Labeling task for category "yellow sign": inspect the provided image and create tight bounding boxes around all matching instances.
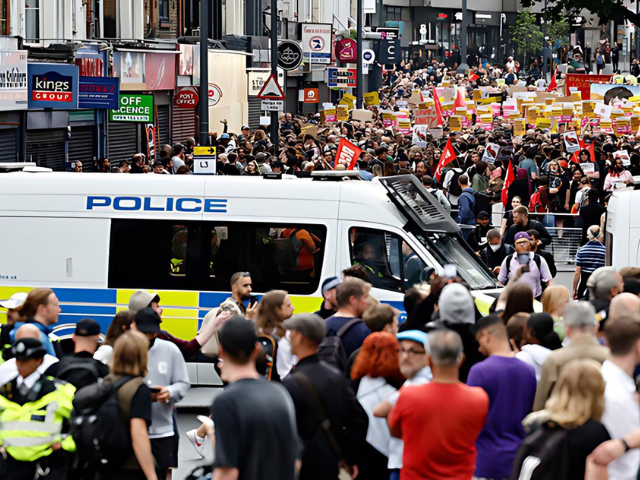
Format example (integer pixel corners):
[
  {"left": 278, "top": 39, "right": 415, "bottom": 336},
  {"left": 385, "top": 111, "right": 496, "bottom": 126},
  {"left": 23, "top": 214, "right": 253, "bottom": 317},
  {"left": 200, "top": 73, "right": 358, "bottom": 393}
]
[
  {"left": 340, "top": 93, "right": 356, "bottom": 108},
  {"left": 513, "top": 118, "right": 526, "bottom": 137},
  {"left": 473, "top": 89, "right": 482, "bottom": 101},
  {"left": 449, "top": 115, "right": 462, "bottom": 131},
  {"left": 193, "top": 146, "right": 217, "bottom": 156},
  {"left": 337, "top": 105, "right": 349, "bottom": 121},
  {"left": 363, "top": 92, "right": 380, "bottom": 106},
  {"left": 631, "top": 115, "right": 640, "bottom": 131},
  {"left": 630, "top": 95, "right": 640, "bottom": 102},
  {"left": 527, "top": 108, "right": 538, "bottom": 124},
  {"left": 536, "top": 118, "right": 551, "bottom": 129},
  {"left": 479, "top": 114, "right": 493, "bottom": 124}
]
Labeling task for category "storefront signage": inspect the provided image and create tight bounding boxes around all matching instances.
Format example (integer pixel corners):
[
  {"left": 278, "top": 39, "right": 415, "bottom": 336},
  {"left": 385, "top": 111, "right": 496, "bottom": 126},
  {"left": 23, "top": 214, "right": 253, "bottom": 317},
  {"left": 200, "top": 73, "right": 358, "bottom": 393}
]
[
  {"left": 0, "top": 50, "right": 28, "bottom": 111},
  {"left": 327, "top": 68, "right": 357, "bottom": 88},
  {"left": 304, "top": 88, "right": 319, "bottom": 103},
  {"left": 374, "top": 27, "right": 400, "bottom": 39},
  {"left": 109, "top": 94, "right": 154, "bottom": 123},
  {"left": 28, "top": 63, "right": 79, "bottom": 109},
  {"left": 277, "top": 40, "right": 303, "bottom": 71},
  {"left": 302, "top": 24, "right": 333, "bottom": 64},
  {"left": 377, "top": 39, "right": 401, "bottom": 64},
  {"left": 79, "top": 76, "right": 120, "bottom": 109},
  {"left": 336, "top": 39, "right": 357, "bottom": 63},
  {"left": 75, "top": 58, "right": 104, "bottom": 77},
  {"left": 174, "top": 86, "right": 199, "bottom": 108},
  {"left": 208, "top": 83, "right": 223, "bottom": 106}
]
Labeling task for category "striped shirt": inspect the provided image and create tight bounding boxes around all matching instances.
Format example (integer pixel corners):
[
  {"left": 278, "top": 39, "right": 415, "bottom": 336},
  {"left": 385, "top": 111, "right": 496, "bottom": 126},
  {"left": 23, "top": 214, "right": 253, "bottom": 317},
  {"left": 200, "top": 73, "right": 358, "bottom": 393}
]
[{"left": 576, "top": 241, "right": 606, "bottom": 273}]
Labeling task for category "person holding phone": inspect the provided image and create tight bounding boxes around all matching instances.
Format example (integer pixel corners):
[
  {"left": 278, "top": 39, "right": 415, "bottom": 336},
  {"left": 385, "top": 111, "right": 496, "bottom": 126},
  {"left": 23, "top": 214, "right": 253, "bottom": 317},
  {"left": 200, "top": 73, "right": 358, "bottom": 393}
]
[{"left": 497, "top": 232, "right": 553, "bottom": 300}]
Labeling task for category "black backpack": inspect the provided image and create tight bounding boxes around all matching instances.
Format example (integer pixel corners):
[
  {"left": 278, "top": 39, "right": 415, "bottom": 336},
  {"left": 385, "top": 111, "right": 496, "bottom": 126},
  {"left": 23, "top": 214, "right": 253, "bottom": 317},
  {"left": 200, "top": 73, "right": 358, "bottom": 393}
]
[
  {"left": 473, "top": 191, "right": 493, "bottom": 218},
  {"left": 271, "top": 229, "right": 302, "bottom": 275},
  {"left": 257, "top": 333, "right": 279, "bottom": 381},
  {"left": 318, "top": 318, "right": 362, "bottom": 371},
  {"left": 509, "top": 423, "right": 570, "bottom": 480},
  {"left": 71, "top": 375, "right": 144, "bottom": 471},
  {"left": 447, "top": 169, "right": 463, "bottom": 197},
  {"left": 55, "top": 356, "right": 102, "bottom": 390}
]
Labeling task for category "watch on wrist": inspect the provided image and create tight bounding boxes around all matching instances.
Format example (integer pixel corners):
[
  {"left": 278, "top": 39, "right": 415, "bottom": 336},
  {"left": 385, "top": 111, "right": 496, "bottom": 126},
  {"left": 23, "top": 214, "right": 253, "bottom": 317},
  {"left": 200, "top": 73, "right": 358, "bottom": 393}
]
[{"left": 621, "top": 438, "right": 631, "bottom": 453}]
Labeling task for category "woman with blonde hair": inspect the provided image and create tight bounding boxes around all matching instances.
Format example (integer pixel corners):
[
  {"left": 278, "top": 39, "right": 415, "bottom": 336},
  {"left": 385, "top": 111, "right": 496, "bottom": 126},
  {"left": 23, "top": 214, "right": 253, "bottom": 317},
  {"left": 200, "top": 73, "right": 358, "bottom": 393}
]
[
  {"left": 541, "top": 285, "right": 571, "bottom": 341},
  {"left": 513, "top": 359, "right": 610, "bottom": 480},
  {"left": 104, "top": 330, "right": 156, "bottom": 480},
  {"left": 253, "top": 290, "right": 295, "bottom": 380}
]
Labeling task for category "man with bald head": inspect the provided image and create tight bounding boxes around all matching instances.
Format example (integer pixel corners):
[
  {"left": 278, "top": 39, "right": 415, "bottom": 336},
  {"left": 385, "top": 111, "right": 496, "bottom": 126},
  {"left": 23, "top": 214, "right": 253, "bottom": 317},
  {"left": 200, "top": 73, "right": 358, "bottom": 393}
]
[
  {"left": 0, "top": 324, "right": 58, "bottom": 387},
  {"left": 610, "top": 293, "right": 640, "bottom": 322}
]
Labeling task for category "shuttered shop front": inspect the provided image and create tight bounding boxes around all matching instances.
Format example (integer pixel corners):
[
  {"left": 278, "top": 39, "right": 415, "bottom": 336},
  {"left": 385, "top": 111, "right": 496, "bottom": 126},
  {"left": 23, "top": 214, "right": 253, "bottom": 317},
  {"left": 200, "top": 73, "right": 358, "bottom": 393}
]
[
  {"left": 68, "top": 127, "right": 95, "bottom": 171},
  {"left": 0, "top": 128, "right": 18, "bottom": 162},
  {"left": 157, "top": 105, "right": 170, "bottom": 146},
  {"left": 172, "top": 108, "right": 197, "bottom": 144},
  {"left": 107, "top": 121, "right": 139, "bottom": 167},
  {"left": 26, "top": 130, "right": 66, "bottom": 171},
  {"left": 248, "top": 97, "right": 262, "bottom": 130}
]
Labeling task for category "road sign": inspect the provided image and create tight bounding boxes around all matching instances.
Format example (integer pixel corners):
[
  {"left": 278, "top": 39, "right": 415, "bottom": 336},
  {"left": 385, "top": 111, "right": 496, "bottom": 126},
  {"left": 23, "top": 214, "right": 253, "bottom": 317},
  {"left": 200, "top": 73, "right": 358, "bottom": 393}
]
[
  {"left": 277, "top": 40, "right": 303, "bottom": 71},
  {"left": 193, "top": 146, "right": 217, "bottom": 175},
  {"left": 257, "top": 73, "right": 285, "bottom": 100},
  {"left": 261, "top": 100, "right": 284, "bottom": 111},
  {"left": 362, "top": 49, "right": 375, "bottom": 65}
]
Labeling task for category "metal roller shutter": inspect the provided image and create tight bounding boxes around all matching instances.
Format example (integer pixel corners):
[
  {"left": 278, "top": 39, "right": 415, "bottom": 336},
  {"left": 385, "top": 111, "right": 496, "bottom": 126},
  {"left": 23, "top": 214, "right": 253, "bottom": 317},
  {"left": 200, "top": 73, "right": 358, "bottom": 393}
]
[
  {"left": 68, "top": 127, "right": 95, "bottom": 171},
  {"left": 26, "top": 130, "right": 65, "bottom": 171},
  {"left": 248, "top": 97, "right": 262, "bottom": 130},
  {"left": 107, "top": 121, "right": 138, "bottom": 167},
  {"left": 171, "top": 108, "right": 197, "bottom": 144},
  {"left": 0, "top": 129, "right": 18, "bottom": 162},
  {"left": 157, "top": 105, "right": 170, "bottom": 146}
]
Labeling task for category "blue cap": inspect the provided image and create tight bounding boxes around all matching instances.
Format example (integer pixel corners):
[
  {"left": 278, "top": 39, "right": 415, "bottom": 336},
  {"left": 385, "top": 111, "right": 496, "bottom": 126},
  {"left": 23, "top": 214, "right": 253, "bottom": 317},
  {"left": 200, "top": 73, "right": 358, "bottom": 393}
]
[
  {"left": 397, "top": 330, "right": 429, "bottom": 352},
  {"left": 220, "top": 133, "right": 230, "bottom": 140},
  {"left": 321, "top": 276, "right": 341, "bottom": 295}
]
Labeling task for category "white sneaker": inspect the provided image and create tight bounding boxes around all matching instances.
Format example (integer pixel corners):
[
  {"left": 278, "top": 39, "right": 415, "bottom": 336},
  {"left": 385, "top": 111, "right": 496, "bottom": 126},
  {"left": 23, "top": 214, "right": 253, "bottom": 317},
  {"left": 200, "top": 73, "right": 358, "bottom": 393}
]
[{"left": 186, "top": 428, "right": 206, "bottom": 458}]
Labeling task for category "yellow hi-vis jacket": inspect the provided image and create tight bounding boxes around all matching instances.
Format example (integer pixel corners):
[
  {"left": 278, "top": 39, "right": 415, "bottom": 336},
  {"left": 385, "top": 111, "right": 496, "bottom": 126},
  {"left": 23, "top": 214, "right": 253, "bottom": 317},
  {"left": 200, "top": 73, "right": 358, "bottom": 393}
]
[{"left": 0, "top": 380, "right": 76, "bottom": 462}]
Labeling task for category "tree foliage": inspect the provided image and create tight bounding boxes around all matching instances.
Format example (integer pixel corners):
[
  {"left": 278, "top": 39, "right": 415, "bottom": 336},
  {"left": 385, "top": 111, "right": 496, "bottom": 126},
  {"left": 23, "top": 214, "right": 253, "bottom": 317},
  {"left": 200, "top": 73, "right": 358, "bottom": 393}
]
[
  {"left": 547, "top": 18, "right": 570, "bottom": 49},
  {"left": 511, "top": 10, "right": 544, "bottom": 62},
  {"left": 520, "top": 0, "right": 640, "bottom": 27}
]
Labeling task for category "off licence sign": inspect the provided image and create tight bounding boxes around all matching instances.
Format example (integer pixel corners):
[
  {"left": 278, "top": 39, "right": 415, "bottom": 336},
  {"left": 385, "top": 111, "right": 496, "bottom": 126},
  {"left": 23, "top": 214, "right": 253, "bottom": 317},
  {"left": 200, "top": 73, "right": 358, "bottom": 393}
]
[{"left": 109, "top": 94, "right": 154, "bottom": 123}]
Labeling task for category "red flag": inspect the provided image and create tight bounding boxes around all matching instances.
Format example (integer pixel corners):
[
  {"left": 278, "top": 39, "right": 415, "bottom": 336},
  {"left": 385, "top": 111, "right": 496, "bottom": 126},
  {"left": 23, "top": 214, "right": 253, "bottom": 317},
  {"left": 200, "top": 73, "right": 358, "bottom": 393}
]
[
  {"left": 434, "top": 139, "right": 456, "bottom": 181},
  {"left": 547, "top": 67, "right": 558, "bottom": 93},
  {"left": 432, "top": 90, "right": 444, "bottom": 127},
  {"left": 502, "top": 159, "right": 516, "bottom": 207},
  {"left": 453, "top": 87, "right": 466, "bottom": 111},
  {"left": 570, "top": 137, "right": 586, "bottom": 163},
  {"left": 469, "top": 72, "right": 479, "bottom": 82},
  {"left": 334, "top": 138, "right": 363, "bottom": 170}
]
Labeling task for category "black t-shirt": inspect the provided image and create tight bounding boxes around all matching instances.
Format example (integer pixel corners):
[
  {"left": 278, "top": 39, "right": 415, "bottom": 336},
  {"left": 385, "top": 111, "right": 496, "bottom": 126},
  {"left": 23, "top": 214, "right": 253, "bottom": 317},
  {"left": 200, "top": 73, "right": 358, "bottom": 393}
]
[
  {"left": 564, "top": 420, "right": 611, "bottom": 480},
  {"left": 211, "top": 378, "right": 300, "bottom": 480},
  {"left": 129, "top": 383, "right": 152, "bottom": 426}
]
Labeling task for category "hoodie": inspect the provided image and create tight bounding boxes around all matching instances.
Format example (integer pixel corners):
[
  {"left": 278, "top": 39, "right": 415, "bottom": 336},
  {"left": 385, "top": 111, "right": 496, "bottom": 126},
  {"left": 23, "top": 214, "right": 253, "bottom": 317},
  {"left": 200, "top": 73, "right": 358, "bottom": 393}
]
[
  {"left": 516, "top": 344, "right": 552, "bottom": 381},
  {"left": 10, "top": 319, "right": 56, "bottom": 357}
]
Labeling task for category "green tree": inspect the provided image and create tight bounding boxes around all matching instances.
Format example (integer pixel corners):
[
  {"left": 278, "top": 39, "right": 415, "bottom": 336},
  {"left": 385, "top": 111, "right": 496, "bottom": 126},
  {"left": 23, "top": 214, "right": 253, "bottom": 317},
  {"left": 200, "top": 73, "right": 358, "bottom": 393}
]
[
  {"left": 547, "top": 18, "right": 570, "bottom": 49},
  {"left": 521, "top": 0, "right": 640, "bottom": 27},
  {"left": 511, "top": 10, "right": 544, "bottom": 67}
]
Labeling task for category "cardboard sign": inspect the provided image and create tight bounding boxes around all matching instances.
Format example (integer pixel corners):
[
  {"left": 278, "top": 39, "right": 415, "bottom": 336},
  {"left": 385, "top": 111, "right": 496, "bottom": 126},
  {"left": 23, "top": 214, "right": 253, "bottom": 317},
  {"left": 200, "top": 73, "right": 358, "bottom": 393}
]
[
  {"left": 363, "top": 91, "right": 380, "bottom": 106},
  {"left": 398, "top": 119, "right": 411, "bottom": 135},
  {"left": 337, "top": 105, "right": 349, "bottom": 122},
  {"left": 340, "top": 93, "right": 356, "bottom": 108},
  {"left": 562, "top": 131, "right": 580, "bottom": 153},
  {"left": 513, "top": 118, "right": 526, "bottom": 137},
  {"left": 614, "top": 149, "right": 631, "bottom": 166},
  {"left": 324, "top": 107, "right": 337, "bottom": 123},
  {"left": 412, "top": 125, "right": 428, "bottom": 147},
  {"left": 382, "top": 112, "right": 397, "bottom": 128},
  {"left": 600, "top": 119, "right": 613, "bottom": 133},
  {"left": 536, "top": 118, "right": 552, "bottom": 129},
  {"left": 449, "top": 115, "right": 462, "bottom": 132},
  {"left": 482, "top": 143, "right": 500, "bottom": 164},
  {"left": 615, "top": 117, "right": 632, "bottom": 134},
  {"left": 351, "top": 109, "right": 374, "bottom": 122}
]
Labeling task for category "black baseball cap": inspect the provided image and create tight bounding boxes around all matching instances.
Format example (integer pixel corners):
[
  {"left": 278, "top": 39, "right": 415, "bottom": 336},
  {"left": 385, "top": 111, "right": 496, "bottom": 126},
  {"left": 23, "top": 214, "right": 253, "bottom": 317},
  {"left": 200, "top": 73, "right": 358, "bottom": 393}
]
[
  {"left": 219, "top": 316, "right": 257, "bottom": 359},
  {"left": 75, "top": 318, "right": 100, "bottom": 337},
  {"left": 134, "top": 307, "right": 162, "bottom": 334},
  {"left": 12, "top": 338, "right": 46, "bottom": 361},
  {"left": 470, "top": 314, "right": 503, "bottom": 336},
  {"left": 477, "top": 211, "right": 490, "bottom": 220}
]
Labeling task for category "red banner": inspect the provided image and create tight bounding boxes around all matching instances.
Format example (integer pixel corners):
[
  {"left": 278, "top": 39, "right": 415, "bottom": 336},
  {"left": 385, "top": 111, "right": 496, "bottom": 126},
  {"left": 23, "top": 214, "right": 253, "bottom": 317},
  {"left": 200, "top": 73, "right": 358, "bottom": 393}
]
[
  {"left": 565, "top": 74, "right": 612, "bottom": 100},
  {"left": 334, "top": 138, "right": 363, "bottom": 170}
]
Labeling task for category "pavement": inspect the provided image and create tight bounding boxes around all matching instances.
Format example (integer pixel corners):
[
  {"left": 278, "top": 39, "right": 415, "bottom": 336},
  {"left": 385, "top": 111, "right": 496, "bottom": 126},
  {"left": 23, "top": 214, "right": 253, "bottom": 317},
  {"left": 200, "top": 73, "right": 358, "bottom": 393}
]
[{"left": 174, "top": 405, "right": 217, "bottom": 480}]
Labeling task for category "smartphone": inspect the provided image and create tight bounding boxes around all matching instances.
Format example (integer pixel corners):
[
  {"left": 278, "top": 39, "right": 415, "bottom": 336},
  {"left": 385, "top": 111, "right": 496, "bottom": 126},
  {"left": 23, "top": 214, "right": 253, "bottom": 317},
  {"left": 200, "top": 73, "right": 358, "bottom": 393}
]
[
  {"left": 249, "top": 295, "right": 258, "bottom": 307},
  {"left": 150, "top": 387, "right": 162, "bottom": 394},
  {"left": 444, "top": 264, "right": 457, "bottom": 279},
  {"left": 517, "top": 253, "right": 530, "bottom": 273}
]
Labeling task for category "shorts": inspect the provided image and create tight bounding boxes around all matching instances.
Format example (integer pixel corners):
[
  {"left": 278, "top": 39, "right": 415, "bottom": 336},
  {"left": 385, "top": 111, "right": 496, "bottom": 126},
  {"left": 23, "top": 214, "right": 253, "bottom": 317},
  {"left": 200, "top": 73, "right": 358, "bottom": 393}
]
[{"left": 151, "top": 435, "right": 179, "bottom": 477}]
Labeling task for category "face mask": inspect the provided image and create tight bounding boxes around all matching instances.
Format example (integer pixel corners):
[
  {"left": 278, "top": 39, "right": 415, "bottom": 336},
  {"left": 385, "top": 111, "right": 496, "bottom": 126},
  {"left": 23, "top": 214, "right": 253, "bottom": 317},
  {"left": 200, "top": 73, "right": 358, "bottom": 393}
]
[{"left": 490, "top": 244, "right": 501, "bottom": 252}]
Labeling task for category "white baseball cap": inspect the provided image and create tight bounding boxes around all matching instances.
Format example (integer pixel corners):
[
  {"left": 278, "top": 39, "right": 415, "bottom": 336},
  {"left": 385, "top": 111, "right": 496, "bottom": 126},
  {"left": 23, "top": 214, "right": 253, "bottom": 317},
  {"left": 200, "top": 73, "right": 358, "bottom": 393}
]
[{"left": 0, "top": 292, "right": 28, "bottom": 310}]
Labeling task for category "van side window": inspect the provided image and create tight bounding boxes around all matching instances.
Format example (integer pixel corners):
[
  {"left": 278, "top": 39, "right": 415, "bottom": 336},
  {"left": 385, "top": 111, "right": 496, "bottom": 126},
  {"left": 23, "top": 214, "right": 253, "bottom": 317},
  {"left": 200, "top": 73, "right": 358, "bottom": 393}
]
[
  {"left": 349, "top": 227, "right": 427, "bottom": 292},
  {"left": 109, "top": 219, "right": 326, "bottom": 295}
]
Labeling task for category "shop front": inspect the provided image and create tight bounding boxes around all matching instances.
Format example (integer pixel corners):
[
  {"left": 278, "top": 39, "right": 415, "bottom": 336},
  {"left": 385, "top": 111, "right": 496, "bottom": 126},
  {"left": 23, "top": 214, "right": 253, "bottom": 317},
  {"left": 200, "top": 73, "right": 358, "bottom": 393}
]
[{"left": 0, "top": 48, "right": 27, "bottom": 162}]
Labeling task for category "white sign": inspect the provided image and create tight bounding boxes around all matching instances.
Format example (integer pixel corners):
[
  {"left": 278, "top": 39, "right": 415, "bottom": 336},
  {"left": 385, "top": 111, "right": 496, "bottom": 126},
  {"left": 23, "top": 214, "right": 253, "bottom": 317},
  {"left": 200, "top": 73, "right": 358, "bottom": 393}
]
[
  {"left": 208, "top": 83, "right": 223, "bottom": 106},
  {"left": 362, "top": 49, "right": 376, "bottom": 65},
  {"left": 562, "top": 131, "right": 580, "bottom": 153},
  {"left": 482, "top": 143, "right": 500, "bottom": 164},
  {"left": 301, "top": 23, "right": 332, "bottom": 64},
  {"left": 194, "top": 158, "right": 216, "bottom": 175},
  {"left": 261, "top": 99, "right": 284, "bottom": 111},
  {"left": 0, "top": 50, "right": 28, "bottom": 111},
  {"left": 247, "top": 70, "right": 271, "bottom": 96}
]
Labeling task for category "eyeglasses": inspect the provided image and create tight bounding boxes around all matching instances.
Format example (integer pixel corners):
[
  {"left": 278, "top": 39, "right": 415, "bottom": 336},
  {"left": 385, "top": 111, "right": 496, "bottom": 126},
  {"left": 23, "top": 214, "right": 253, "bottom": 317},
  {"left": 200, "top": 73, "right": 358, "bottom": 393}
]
[
  {"left": 398, "top": 348, "right": 426, "bottom": 356},
  {"left": 515, "top": 241, "right": 529, "bottom": 246}
]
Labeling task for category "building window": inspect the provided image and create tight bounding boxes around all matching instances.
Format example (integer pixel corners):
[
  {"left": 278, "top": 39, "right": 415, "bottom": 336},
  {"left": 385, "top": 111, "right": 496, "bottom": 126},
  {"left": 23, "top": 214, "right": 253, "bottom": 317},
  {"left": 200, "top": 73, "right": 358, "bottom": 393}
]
[
  {"left": 384, "top": 6, "right": 402, "bottom": 22},
  {"left": 159, "top": 0, "right": 170, "bottom": 22},
  {"left": 25, "top": 0, "right": 40, "bottom": 41}
]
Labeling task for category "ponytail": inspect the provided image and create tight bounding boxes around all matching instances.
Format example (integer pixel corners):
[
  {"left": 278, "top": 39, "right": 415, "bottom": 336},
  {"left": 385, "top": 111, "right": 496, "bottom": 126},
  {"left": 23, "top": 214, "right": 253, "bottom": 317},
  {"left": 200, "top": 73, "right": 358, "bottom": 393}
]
[{"left": 17, "top": 288, "right": 54, "bottom": 319}]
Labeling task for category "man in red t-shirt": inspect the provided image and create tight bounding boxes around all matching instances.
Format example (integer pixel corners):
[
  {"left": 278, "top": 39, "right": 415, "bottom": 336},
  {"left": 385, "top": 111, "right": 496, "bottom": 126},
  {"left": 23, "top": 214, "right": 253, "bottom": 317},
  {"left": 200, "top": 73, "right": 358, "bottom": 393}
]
[{"left": 388, "top": 330, "right": 489, "bottom": 480}]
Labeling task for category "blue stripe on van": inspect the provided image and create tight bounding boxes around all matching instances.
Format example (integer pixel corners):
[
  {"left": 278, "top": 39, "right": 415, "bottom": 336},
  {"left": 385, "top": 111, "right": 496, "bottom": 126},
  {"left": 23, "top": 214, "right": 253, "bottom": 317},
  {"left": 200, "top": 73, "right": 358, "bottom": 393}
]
[
  {"left": 60, "top": 304, "right": 117, "bottom": 316},
  {"left": 57, "top": 314, "right": 113, "bottom": 333},
  {"left": 53, "top": 288, "right": 117, "bottom": 304}
]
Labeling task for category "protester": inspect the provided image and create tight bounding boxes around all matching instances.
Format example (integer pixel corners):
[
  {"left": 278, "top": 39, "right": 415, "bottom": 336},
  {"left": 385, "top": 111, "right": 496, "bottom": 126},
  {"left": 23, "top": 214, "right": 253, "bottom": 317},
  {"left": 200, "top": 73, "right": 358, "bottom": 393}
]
[
  {"left": 541, "top": 285, "right": 572, "bottom": 340},
  {"left": 94, "top": 310, "right": 135, "bottom": 364},
  {"left": 527, "top": 228, "right": 557, "bottom": 278},
  {"left": 388, "top": 330, "right": 489, "bottom": 479},
  {"left": 0, "top": 292, "right": 27, "bottom": 358},
  {"left": 574, "top": 225, "right": 607, "bottom": 299},
  {"left": 315, "top": 276, "right": 341, "bottom": 319},
  {"left": 10, "top": 288, "right": 61, "bottom": 357},
  {"left": 514, "top": 312, "right": 563, "bottom": 380},
  {"left": 503, "top": 206, "right": 552, "bottom": 247},
  {"left": 587, "top": 267, "right": 624, "bottom": 328},
  {"left": 479, "top": 228, "right": 514, "bottom": 274}
]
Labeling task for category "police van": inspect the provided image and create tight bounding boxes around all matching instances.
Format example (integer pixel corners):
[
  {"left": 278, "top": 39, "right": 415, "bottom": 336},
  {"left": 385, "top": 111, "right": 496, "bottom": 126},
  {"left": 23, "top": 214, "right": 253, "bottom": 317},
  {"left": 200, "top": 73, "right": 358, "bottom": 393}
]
[
  {"left": 606, "top": 186, "right": 640, "bottom": 268},
  {"left": 0, "top": 166, "right": 498, "bottom": 383}
]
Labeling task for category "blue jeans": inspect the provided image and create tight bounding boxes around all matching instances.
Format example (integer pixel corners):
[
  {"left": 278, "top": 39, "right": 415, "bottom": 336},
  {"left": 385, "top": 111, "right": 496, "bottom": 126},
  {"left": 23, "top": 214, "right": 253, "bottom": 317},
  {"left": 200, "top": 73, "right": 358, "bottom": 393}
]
[{"left": 390, "top": 470, "right": 400, "bottom": 480}]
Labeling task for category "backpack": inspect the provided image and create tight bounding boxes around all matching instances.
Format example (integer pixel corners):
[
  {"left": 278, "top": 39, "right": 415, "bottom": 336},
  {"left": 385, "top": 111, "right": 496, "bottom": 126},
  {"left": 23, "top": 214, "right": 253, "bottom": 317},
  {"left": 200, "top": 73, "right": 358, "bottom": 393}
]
[
  {"left": 447, "top": 169, "right": 464, "bottom": 197},
  {"left": 473, "top": 191, "right": 493, "bottom": 218},
  {"left": 257, "top": 333, "right": 279, "bottom": 381},
  {"left": 505, "top": 252, "right": 544, "bottom": 286},
  {"left": 55, "top": 356, "right": 102, "bottom": 390},
  {"left": 509, "top": 423, "right": 570, "bottom": 480},
  {"left": 318, "top": 318, "right": 362, "bottom": 371},
  {"left": 529, "top": 188, "right": 547, "bottom": 215},
  {"left": 71, "top": 375, "right": 144, "bottom": 471},
  {"left": 271, "top": 229, "right": 302, "bottom": 275}
]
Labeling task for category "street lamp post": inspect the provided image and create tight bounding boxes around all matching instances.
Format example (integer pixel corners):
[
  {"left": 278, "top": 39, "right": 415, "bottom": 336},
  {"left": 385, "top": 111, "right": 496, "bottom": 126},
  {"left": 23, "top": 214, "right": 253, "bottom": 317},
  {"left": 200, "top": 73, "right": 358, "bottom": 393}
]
[
  {"left": 542, "top": 0, "right": 548, "bottom": 80},
  {"left": 356, "top": 0, "right": 364, "bottom": 108},
  {"left": 199, "top": 0, "right": 209, "bottom": 146},
  {"left": 270, "top": 0, "right": 279, "bottom": 152}
]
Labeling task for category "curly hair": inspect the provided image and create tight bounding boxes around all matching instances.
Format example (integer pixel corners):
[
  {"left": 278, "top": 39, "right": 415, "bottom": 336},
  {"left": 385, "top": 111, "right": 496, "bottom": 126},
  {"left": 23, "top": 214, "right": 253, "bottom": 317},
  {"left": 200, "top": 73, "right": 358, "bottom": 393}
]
[{"left": 351, "top": 332, "right": 404, "bottom": 384}]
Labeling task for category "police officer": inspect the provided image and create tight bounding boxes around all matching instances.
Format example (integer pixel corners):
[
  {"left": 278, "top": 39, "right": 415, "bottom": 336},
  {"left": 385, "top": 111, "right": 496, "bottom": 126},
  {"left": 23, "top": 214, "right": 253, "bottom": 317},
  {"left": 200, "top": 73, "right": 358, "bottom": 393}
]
[{"left": 0, "top": 338, "right": 75, "bottom": 480}]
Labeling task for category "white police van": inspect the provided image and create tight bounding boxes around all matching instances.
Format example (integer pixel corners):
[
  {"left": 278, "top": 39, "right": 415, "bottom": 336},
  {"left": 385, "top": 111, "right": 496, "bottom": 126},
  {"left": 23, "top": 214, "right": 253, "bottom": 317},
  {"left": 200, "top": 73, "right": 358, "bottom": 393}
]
[{"left": 0, "top": 165, "right": 498, "bottom": 384}]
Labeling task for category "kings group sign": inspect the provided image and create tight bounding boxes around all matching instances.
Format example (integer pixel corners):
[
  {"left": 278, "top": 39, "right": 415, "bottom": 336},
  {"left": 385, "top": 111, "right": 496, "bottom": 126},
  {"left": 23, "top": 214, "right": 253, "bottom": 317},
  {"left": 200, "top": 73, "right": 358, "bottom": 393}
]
[
  {"left": 28, "top": 63, "right": 79, "bottom": 109},
  {"left": 565, "top": 74, "right": 612, "bottom": 100},
  {"left": 174, "top": 87, "right": 199, "bottom": 108}
]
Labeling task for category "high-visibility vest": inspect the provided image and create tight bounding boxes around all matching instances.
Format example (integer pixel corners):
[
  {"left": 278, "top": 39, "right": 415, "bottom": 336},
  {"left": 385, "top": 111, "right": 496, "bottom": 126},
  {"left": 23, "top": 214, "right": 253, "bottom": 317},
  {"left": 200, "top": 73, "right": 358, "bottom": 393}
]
[
  {"left": 0, "top": 379, "right": 76, "bottom": 462},
  {"left": 613, "top": 75, "right": 624, "bottom": 85}
]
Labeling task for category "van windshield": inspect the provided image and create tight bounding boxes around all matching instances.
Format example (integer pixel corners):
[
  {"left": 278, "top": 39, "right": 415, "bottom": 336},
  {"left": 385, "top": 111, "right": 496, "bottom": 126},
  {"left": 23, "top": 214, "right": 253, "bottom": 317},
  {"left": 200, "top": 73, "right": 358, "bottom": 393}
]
[{"left": 413, "top": 231, "right": 497, "bottom": 290}]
